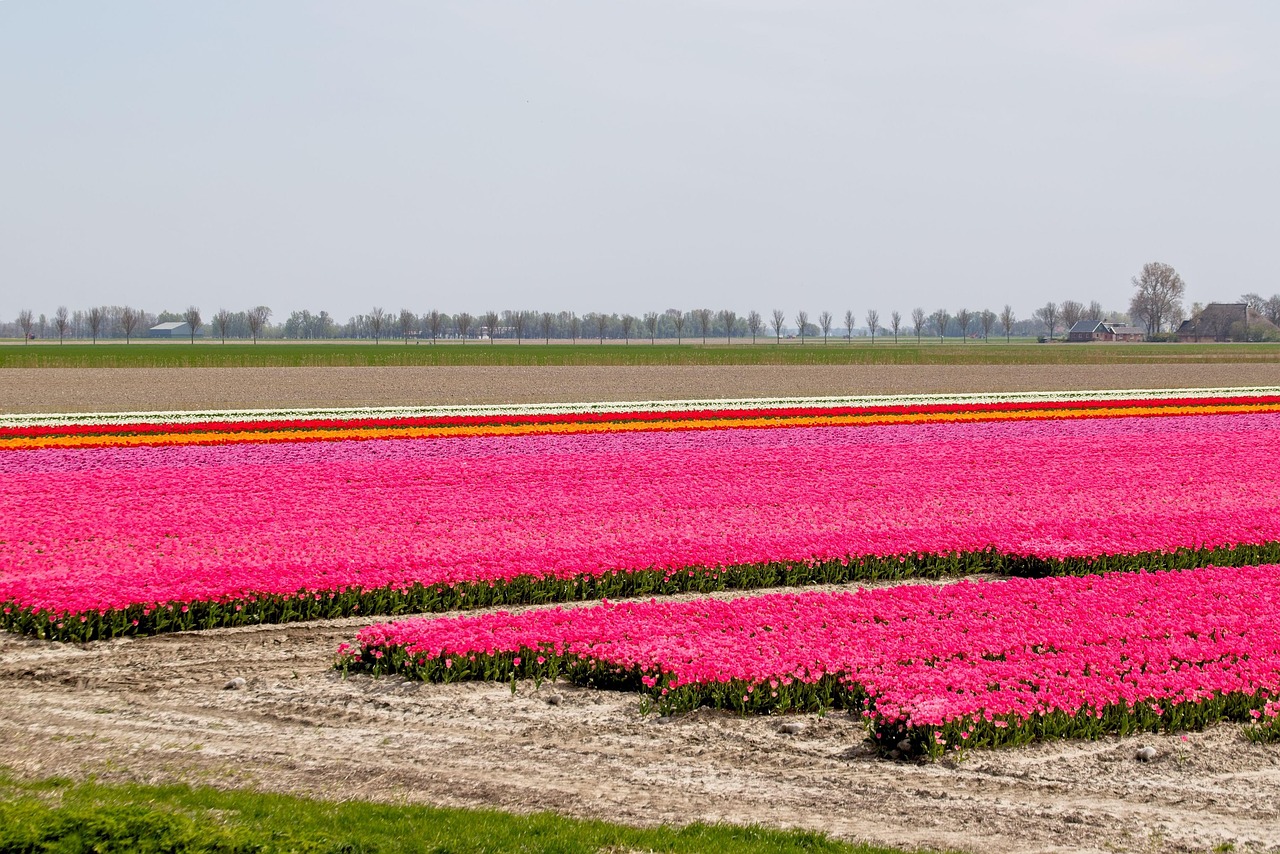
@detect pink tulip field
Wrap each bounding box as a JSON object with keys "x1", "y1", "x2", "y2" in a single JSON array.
[
  {"x1": 3, "y1": 390, "x2": 1280, "y2": 643},
  {"x1": 5, "y1": 387, "x2": 1280, "y2": 757},
  {"x1": 343, "y1": 564, "x2": 1280, "y2": 758}
]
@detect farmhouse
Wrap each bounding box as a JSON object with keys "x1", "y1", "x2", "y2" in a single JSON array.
[
  {"x1": 1066, "y1": 320, "x2": 1145, "y2": 342},
  {"x1": 149, "y1": 321, "x2": 192, "y2": 338},
  {"x1": 1177, "y1": 303, "x2": 1279, "y2": 342}
]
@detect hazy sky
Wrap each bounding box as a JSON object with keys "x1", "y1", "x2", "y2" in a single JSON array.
[{"x1": 3, "y1": 2, "x2": 1277, "y2": 320}]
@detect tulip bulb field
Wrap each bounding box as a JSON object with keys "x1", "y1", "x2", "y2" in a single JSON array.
[
  {"x1": 4, "y1": 389, "x2": 1280, "y2": 641},
  {"x1": 4, "y1": 386, "x2": 1280, "y2": 764}
]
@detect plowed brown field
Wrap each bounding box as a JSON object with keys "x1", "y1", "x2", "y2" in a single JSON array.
[{"x1": 3, "y1": 363, "x2": 1279, "y2": 412}]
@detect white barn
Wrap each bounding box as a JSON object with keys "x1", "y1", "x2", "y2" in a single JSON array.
[{"x1": 149, "y1": 321, "x2": 192, "y2": 338}]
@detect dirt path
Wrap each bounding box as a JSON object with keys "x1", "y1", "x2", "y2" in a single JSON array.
[
  {"x1": 1, "y1": 609, "x2": 1278, "y2": 854},
  {"x1": 4, "y1": 363, "x2": 1280, "y2": 413}
]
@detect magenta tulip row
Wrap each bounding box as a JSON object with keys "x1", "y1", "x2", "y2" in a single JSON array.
[
  {"x1": 345, "y1": 564, "x2": 1280, "y2": 756},
  {"x1": 3, "y1": 410, "x2": 1280, "y2": 627}
]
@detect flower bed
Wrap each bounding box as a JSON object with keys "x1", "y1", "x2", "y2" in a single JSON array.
[
  {"x1": 342, "y1": 564, "x2": 1280, "y2": 759},
  {"x1": 4, "y1": 391, "x2": 1280, "y2": 641}
]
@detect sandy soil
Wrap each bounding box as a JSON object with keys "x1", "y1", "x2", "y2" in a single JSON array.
[
  {"x1": 4, "y1": 365, "x2": 1280, "y2": 852},
  {"x1": 3, "y1": 363, "x2": 1280, "y2": 413},
  {"x1": 1, "y1": 608, "x2": 1278, "y2": 854}
]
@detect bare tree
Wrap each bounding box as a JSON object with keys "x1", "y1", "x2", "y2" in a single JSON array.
[
  {"x1": 541, "y1": 311, "x2": 554, "y2": 344},
  {"x1": 844, "y1": 310, "x2": 855, "y2": 341},
  {"x1": 770, "y1": 309, "x2": 785, "y2": 343},
  {"x1": 427, "y1": 310, "x2": 444, "y2": 343},
  {"x1": 567, "y1": 312, "x2": 580, "y2": 343},
  {"x1": 911, "y1": 307, "x2": 926, "y2": 344},
  {"x1": 511, "y1": 310, "x2": 528, "y2": 344},
  {"x1": 808, "y1": 311, "x2": 829, "y2": 343},
  {"x1": 212, "y1": 309, "x2": 232, "y2": 343},
  {"x1": 1034, "y1": 302, "x2": 1060, "y2": 340},
  {"x1": 54, "y1": 306, "x2": 69, "y2": 344},
  {"x1": 1241, "y1": 293, "x2": 1266, "y2": 315},
  {"x1": 643, "y1": 311, "x2": 659, "y2": 343},
  {"x1": 620, "y1": 314, "x2": 635, "y2": 344},
  {"x1": 183, "y1": 306, "x2": 203, "y2": 344},
  {"x1": 397, "y1": 309, "x2": 416, "y2": 343},
  {"x1": 17, "y1": 309, "x2": 34, "y2": 344},
  {"x1": 455, "y1": 312, "x2": 473, "y2": 343},
  {"x1": 593, "y1": 312, "x2": 609, "y2": 343},
  {"x1": 1000, "y1": 304, "x2": 1015, "y2": 342},
  {"x1": 746, "y1": 310, "x2": 762, "y2": 343},
  {"x1": 247, "y1": 305, "x2": 271, "y2": 343},
  {"x1": 720, "y1": 309, "x2": 737, "y2": 343},
  {"x1": 693, "y1": 308, "x2": 713, "y2": 344},
  {"x1": 671, "y1": 311, "x2": 685, "y2": 344},
  {"x1": 365, "y1": 307, "x2": 385, "y2": 343},
  {"x1": 978, "y1": 309, "x2": 996, "y2": 341},
  {"x1": 953, "y1": 308, "x2": 971, "y2": 342},
  {"x1": 865, "y1": 309, "x2": 879, "y2": 344},
  {"x1": 87, "y1": 306, "x2": 104, "y2": 344},
  {"x1": 1060, "y1": 300, "x2": 1084, "y2": 331},
  {"x1": 1129, "y1": 262, "x2": 1185, "y2": 335},
  {"x1": 1086, "y1": 300, "x2": 1104, "y2": 322},
  {"x1": 931, "y1": 309, "x2": 949, "y2": 342},
  {"x1": 120, "y1": 306, "x2": 140, "y2": 344},
  {"x1": 482, "y1": 310, "x2": 499, "y2": 343},
  {"x1": 794, "y1": 310, "x2": 809, "y2": 344}
]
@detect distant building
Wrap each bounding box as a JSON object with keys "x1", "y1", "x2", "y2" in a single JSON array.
[
  {"x1": 1066, "y1": 320, "x2": 1107, "y2": 342},
  {"x1": 1066, "y1": 320, "x2": 1145, "y2": 342},
  {"x1": 1106, "y1": 323, "x2": 1146, "y2": 341},
  {"x1": 1177, "y1": 304, "x2": 1279, "y2": 342},
  {"x1": 149, "y1": 321, "x2": 192, "y2": 338}
]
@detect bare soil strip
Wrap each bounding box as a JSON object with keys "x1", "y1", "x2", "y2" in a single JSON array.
[{"x1": 4, "y1": 363, "x2": 1280, "y2": 413}]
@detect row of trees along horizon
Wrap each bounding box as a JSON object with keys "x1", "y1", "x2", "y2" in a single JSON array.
[{"x1": 8, "y1": 263, "x2": 1280, "y2": 344}]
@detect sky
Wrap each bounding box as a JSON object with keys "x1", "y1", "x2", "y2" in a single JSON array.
[{"x1": 2, "y1": 1, "x2": 1277, "y2": 321}]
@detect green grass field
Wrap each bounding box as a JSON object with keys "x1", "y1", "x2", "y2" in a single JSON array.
[
  {"x1": 2, "y1": 339, "x2": 1278, "y2": 368},
  {"x1": 0, "y1": 775, "x2": 935, "y2": 854}
]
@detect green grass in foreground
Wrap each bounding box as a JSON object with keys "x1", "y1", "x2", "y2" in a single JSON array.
[
  {"x1": 2, "y1": 339, "x2": 1278, "y2": 368},
  {"x1": 0, "y1": 775, "x2": 931, "y2": 854}
]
